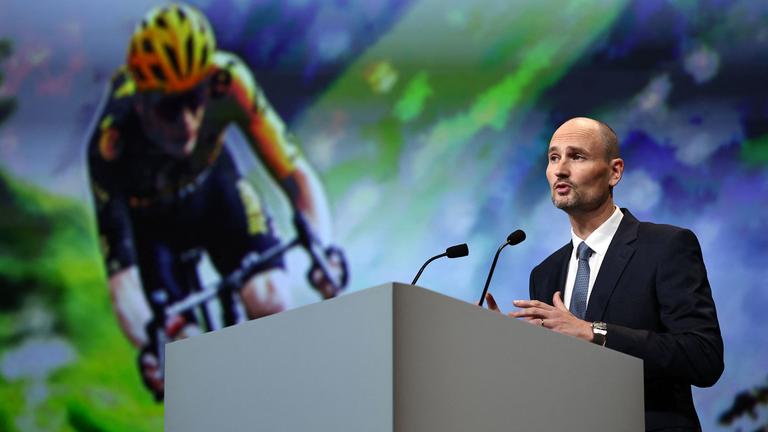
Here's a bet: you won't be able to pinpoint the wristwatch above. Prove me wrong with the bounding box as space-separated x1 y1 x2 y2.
591 322 608 346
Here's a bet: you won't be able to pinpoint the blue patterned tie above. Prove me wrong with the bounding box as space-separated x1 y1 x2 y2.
569 241 593 319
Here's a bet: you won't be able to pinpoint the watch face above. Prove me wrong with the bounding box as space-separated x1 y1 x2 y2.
592 322 608 346
592 322 607 346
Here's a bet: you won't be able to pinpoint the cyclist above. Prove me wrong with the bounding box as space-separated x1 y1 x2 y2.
87 3 347 395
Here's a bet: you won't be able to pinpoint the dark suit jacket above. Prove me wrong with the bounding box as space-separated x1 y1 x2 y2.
529 209 724 431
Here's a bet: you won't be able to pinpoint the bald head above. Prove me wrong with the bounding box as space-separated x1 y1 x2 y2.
547 117 624 203
553 117 620 161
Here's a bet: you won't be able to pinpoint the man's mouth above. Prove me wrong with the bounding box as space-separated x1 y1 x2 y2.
554 182 573 194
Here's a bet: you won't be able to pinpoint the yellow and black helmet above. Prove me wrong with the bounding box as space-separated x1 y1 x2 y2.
127 3 216 93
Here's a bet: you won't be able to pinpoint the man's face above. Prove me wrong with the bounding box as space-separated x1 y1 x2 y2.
546 121 620 214
136 82 208 157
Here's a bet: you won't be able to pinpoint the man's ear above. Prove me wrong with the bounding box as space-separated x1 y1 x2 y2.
609 158 624 187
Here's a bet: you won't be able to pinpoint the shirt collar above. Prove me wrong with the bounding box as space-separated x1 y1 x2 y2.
570 206 624 257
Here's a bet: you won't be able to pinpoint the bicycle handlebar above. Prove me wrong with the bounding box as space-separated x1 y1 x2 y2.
165 238 302 317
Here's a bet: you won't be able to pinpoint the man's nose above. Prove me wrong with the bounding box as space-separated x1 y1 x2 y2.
553 160 570 177
183 106 202 127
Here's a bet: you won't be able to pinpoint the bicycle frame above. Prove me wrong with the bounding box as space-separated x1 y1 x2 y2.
142 232 344 401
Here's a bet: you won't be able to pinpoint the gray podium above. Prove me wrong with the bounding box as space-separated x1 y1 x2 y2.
165 283 644 431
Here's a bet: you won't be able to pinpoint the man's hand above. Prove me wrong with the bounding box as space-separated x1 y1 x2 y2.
293 212 348 298
509 291 593 341
484 292 547 325
308 246 348 299
484 292 502 313
138 314 201 401
138 348 164 401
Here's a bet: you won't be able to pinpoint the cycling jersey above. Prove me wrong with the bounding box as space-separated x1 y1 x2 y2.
88 51 298 281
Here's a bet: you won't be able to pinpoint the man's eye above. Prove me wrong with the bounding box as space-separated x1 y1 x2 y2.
572 154 584 160
549 155 559 162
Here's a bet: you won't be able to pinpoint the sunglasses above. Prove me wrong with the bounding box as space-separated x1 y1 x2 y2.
141 81 209 123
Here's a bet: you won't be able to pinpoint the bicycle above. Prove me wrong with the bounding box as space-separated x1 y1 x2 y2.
138 214 348 401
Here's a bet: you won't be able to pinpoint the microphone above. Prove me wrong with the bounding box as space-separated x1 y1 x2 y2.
411 243 469 285
477 230 526 306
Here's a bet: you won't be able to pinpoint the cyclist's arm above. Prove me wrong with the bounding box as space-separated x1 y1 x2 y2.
90 172 152 348
222 54 332 243
87 70 152 347
107 267 151 347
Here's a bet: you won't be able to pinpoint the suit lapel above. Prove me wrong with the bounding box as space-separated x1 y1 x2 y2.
584 209 639 322
555 245 571 303
540 243 571 304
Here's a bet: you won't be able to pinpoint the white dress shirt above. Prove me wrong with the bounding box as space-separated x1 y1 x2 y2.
562 206 624 310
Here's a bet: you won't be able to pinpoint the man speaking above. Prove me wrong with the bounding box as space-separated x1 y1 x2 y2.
487 117 723 431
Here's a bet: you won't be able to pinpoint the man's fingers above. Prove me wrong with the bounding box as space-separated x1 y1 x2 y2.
552 291 568 311
310 267 323 284
513 299 554 310
485 293 502 313
509 307 549 319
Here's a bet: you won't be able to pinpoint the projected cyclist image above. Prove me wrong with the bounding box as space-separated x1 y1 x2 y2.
86 3 348 399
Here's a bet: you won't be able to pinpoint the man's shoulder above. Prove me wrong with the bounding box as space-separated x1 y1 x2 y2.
613 211 704 263
634 218 697 246
211 50 247 70
107 66 139 100
88 67 141 163
96 66 139 113
209 51 264 104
